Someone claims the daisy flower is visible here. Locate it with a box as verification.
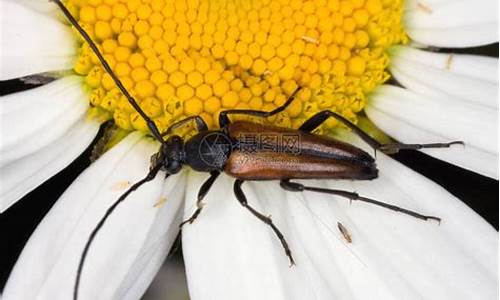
[1,0,498,299]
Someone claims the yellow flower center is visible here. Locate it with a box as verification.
[67,0,407,135]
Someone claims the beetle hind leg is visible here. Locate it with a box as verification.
[280,179,441,222]
[376,141,464,155]
[234,179,295,266]
[299,110,463,154]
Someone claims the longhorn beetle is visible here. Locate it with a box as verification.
[52,1,463,299]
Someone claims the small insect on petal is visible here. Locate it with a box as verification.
[337,222,352,243]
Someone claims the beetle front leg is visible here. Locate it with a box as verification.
[218,87,302,127]
[180,171,220,227]
[162,115,209,137]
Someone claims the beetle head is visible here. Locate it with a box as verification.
[151,135,185,174]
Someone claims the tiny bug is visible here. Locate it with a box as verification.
[337,222,352,243]
[51,1,463,299]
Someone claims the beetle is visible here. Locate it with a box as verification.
[52,1,463,299]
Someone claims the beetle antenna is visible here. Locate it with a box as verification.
[50,0,166,144]
[73,164,164,300]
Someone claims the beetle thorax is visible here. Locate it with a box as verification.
[184,130,233,172]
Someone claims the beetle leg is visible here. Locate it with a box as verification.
[377,141,464,154]
[280,179,441,223]
[300,110,382,148]
[162,115,208,137]
[180,171,220,227]
[218,87,302,127]
[299,110,463,154]
[234,179,295,267]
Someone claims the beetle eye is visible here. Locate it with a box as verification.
[166,160,181,174]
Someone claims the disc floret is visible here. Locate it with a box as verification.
[68,0,407,135]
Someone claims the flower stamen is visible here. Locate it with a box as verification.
[67,0,407,136]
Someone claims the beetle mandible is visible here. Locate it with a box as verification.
[51,1,463,299]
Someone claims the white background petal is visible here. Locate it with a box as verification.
[4,0,58,14]
[365,108,498,179]
[365,85,498,178]
[183,172,299,300]
[0,76,88,167]
[404,0,498,47]
[0,117,100,212]
[0,1,76,80]
[405,0,497,27]
[391,46,498,82]
[182,135,497,299]
[3,133,187,300]
[390,46,498,108]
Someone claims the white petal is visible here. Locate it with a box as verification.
[183,172,299,300]
[365,107,498,179]
[4,0,58,14]
[0,1,77,80]
[0,76,88,167]
[182,142,497,299]
[390,46,498,108]
[404,0,498,47]
[0,117,100,212]
[3,133,187,300]
[365,85,498,178]
[391,46,498,82]
[406,24,498,48]
[405,0,497,28]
